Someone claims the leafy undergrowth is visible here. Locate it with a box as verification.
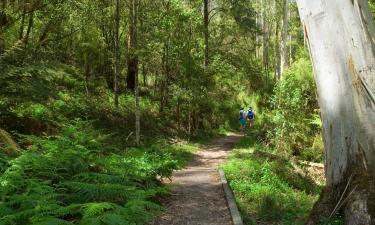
[0,120,200,225]
[222,135,324,225]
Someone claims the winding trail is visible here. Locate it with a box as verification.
[151,133,243,225]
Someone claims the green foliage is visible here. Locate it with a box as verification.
[266,56,323,160]
[318,215,344,225]
[0,120,199,225]
[222,136,322,225]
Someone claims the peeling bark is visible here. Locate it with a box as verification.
[296,0,375,224]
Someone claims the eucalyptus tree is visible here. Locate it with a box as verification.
[297,0,375,223]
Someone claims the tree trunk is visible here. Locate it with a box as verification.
[142,63,146,86]
[0,2,8,32]
[274,19,281,80]
[203,0,209,68]
[255,0,259,59]
[159,43,170,113]
[24,12,34,47]
[127,0,138,91]
[279,0,289,78]
[296,0,375,224]
[128,0,140,146]
[114,0,120,108]
[19,5,26,40]
[262,21,270,73]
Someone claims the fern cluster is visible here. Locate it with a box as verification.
[0,121,176,225]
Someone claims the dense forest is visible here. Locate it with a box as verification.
[1,0,375,225]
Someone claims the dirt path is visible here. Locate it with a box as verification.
[151,133,243,225]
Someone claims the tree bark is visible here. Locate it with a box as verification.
[128,0,140,146]
[255,0,259,59]
[114,0,120,108]
[142,63,146,86]
[262,21,270,73]
[279,0,289,78]
[296,0,375,224]
[127,0,138,91]
[24,12,34,47]
[274,19,281,81]
[19,5,26,40]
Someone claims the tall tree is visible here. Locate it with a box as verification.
[127,0,138,91]
[114,0,120,108]
[129,0,140,145]
[297,0,375,224]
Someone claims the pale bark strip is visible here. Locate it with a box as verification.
[296,0,375,223]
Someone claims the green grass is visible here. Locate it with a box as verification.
[222,135,323,225]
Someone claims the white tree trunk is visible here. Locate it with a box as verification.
[296,0,375,223]
[279,0,289,77]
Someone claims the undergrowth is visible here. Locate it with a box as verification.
[222,135,323,225]
[0,120,200,225]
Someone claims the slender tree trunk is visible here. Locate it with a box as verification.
[0,2,8,32]
[279,0,289,78]
[297,0,375,224]
[24,12,34,47]
[203,0,209,68]
[289,33,292,66]
[274,19,281,80]
[114,0,120,109]
[19,6,26,40]
[263,21,269,72]
[127,0,137,91]
[128,0,140,146]
[255,0,259,59]
[84,53,90,96]
[160,42,170,113]
[288,8,292,66]
[142,63,146,86]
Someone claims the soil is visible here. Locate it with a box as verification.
[151,133,242,225]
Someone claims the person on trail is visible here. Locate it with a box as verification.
[247,107,255,128]
[239,107,247,131]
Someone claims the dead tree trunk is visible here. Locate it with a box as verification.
[296,0,375,224]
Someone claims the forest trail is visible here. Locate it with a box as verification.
[151,133,243,225]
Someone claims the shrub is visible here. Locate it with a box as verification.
[267,57,322,159]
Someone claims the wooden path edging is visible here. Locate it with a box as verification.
[219,169,244,225]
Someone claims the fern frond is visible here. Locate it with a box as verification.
[63,181,138,202]
[99,213,132,225]
[80,202,116,217]
[30,217,73,225]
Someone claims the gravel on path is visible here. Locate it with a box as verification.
[151,133,243,225]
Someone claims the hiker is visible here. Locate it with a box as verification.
[239,107,247,131]
[247,107,255,128]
